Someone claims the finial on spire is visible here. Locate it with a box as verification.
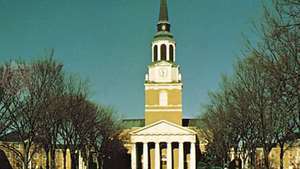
[159,0,168,22]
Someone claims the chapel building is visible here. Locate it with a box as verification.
[129,0,199,169]
[1,1,300,169]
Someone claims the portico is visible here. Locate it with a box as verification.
[130,120,197,169]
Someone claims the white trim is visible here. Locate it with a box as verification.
[145,84,182,90]
[145,83,182,86]
[145,104,182,107]
[145,109,182,112]
[131,135,196,143]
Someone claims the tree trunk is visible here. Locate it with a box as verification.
[97,155,102,169]
[298,96,300,137]
[279,143,284,169]
[86,151,91,169]
[44,145,50,169]
[241,152,247,169]
[234,146,238,159]
[263,148,270,169]
[23,155,29,169]
[249,149,256,169]
[23,144,30,169]
[50,146,56,169]
[71,151,77,169]
[63,148,67,169]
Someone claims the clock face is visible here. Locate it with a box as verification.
[162,25,166,31]
[159,69,167,77]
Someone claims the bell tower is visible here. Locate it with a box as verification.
[145,0,182,125]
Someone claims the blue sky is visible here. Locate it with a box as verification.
[0,0,263,119]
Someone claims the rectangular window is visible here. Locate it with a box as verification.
[159,91,168,106]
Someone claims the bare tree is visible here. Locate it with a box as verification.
[200,77,237,168]
[0,64,16,138]
[89,106,121,169]
[250,0,300,168]
[235,56,279,169]
[32,56,65,169]
[200,1,299,169]
[200,54,296,169]
[0,55,123,169]
[0,60,45,169]
[58,76,98,169]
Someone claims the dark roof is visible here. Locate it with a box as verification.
[182,118,201,127]
[122,119,145,128]
[122,118,201,128]
[0,132,23,142]
[159,0,168,22]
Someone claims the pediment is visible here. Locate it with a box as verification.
[130,120,196,136]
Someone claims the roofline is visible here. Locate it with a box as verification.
[130,120,197,135]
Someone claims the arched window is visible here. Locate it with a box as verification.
[159,91,168,106]
[161,44,167,61]
[169,45,174,62]
[154,45,158,61]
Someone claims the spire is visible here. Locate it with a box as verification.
[159,0,168,22]
[157,0,170,32]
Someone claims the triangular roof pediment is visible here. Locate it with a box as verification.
[130,120,196,136]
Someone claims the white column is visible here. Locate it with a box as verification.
[179,142,184,169]
[152,45,154,62]
[167,142,172,169]
[78,151,83,169]
[158,44,161,61]
[143,142,148,169]
[155,142,160,169]
[166,43,170,61]
[190,142,196,169]
[174,44,176,62]
[131,143,137,169]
